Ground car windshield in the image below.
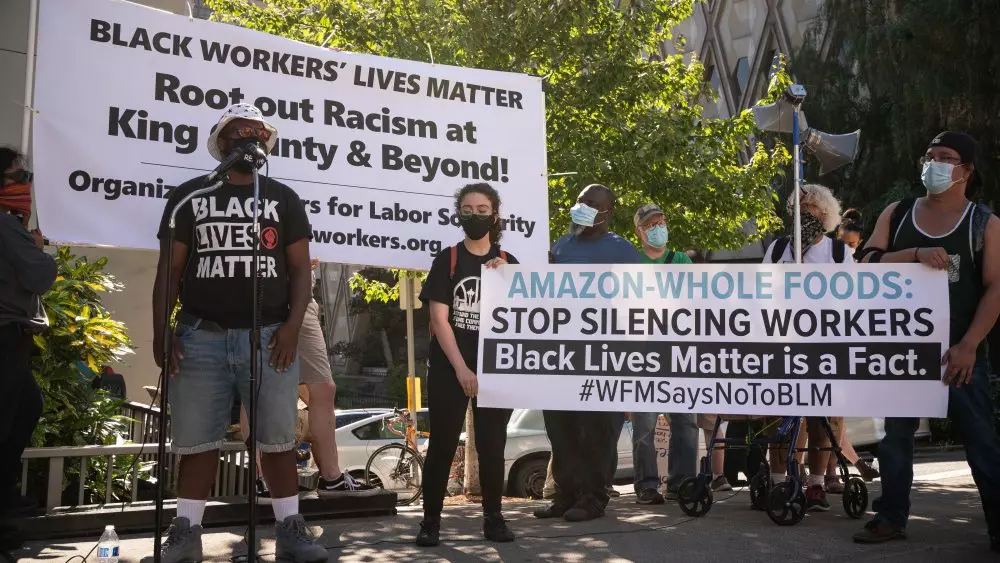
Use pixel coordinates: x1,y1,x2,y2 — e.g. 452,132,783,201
335,412,382,428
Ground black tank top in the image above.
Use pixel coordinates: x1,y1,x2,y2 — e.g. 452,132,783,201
891,200,985,356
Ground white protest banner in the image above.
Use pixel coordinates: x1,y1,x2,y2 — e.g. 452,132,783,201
32,0,548,270
477,264,950,417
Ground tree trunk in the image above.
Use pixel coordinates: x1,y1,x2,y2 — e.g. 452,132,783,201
463,404,481,499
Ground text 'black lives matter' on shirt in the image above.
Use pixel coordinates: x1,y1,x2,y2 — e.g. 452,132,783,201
419,243,519,368
157,177,311,329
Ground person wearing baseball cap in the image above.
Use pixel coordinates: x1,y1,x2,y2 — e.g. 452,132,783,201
854,131,1000,551
624,203,701,506
150,104,324,562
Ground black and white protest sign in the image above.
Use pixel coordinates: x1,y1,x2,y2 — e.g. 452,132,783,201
477,264,950,417
32,0,548,269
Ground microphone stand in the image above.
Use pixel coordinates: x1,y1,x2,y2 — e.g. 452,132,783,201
245,163,264,563
153,179,225,563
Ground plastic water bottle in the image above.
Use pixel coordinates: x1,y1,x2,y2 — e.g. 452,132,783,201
96,524,120,563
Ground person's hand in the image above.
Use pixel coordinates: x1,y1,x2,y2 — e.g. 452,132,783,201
942,339,977,387
268,323,300,372
456,365,479,397
485,256,508,269
31,229,44,248
310,258,320,270
915,247,950,270
153,333,184,377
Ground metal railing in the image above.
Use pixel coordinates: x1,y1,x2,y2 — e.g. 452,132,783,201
19,401,253,512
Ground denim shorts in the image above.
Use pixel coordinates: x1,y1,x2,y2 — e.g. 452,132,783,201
169,321,299,455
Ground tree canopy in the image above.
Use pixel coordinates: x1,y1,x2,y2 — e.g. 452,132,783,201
793,0,1000,223
208,0,787,253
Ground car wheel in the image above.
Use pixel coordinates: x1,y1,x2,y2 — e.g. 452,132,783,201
511,457,549,499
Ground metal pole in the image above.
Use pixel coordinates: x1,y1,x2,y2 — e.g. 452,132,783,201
246,166,262,561
21,0,38,154
792,107,803,264
404,275,417,428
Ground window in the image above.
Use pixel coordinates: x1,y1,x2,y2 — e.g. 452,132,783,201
731,57,750,100
703,64,721,92
351,411,430,440
335,412,376,428
516,410,546,431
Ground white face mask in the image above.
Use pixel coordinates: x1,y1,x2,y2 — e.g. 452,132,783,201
922,160,958,194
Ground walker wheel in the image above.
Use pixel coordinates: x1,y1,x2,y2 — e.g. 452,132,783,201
842,477,869,519
677,476,713,517
766,482,806,526
749,473,771,511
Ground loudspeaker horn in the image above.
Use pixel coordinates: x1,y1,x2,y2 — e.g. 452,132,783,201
750,99,809,134
802,128,861,175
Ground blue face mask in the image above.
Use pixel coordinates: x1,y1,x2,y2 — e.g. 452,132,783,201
570,203,600,226
645,225,668,248
922,161,957,194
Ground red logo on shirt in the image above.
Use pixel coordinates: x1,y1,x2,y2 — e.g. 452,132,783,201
261,226,279,250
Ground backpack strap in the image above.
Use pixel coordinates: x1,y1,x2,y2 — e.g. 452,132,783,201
770,236,790,263
665,250,675,264
887,197,917,251
970,203,992,270
832,238,847,263
449,244,459,280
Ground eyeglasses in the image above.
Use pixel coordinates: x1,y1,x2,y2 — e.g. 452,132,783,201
225,126,272,143
919,155,962,166
3,170,32,183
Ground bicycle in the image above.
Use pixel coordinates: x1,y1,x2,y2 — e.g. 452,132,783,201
363,407,427,506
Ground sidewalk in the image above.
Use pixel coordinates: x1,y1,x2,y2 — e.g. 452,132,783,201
17,470,993,562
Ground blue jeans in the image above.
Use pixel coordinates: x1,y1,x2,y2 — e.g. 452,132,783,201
169,322,299,455
873,360,1000,535
632,412,699,492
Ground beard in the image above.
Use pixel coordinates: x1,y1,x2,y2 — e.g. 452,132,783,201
569,223,587,237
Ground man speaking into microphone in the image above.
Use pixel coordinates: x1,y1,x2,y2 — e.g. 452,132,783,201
150,104,325,563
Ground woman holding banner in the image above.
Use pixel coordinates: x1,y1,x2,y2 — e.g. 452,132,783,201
415,182,519,547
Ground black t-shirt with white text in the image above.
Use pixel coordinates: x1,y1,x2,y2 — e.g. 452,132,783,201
157,176,311,328
420,243,519,369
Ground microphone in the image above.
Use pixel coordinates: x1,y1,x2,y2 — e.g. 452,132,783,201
205,145,248,184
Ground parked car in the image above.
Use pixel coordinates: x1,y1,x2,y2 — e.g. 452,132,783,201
335,408,634,499
844,417,932,448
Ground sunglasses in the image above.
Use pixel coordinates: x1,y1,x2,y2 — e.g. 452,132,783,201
3,170,33,183
225,126,272,143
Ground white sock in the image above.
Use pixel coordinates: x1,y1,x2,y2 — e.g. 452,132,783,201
272,495,299,523
176,498,206,527
771,473,785,484
807,474,824,488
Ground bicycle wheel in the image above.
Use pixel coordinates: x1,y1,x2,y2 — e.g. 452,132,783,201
364,443,424,506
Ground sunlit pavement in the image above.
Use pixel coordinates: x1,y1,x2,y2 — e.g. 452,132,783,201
18,451,995,562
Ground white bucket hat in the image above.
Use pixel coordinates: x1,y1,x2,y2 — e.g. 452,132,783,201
206,103,278,162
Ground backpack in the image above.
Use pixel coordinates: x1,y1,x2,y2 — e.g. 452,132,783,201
428,244,508,340
664,250,675,264
770,235,847,264
888,197,992,270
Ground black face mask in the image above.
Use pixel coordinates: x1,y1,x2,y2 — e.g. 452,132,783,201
460,214,493,241
228,137,265,174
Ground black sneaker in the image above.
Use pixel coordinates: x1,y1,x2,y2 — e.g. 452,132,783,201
317,473,379,497
635,488,665,505
805,485,830,512
415,518,441,547
483,512,515,543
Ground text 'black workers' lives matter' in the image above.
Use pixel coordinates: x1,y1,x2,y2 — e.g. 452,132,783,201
89,19,527,107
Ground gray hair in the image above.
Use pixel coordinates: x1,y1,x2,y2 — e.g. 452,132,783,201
787,184,842,232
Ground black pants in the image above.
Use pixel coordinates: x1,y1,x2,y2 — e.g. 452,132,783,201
421,362,512,518
0,325,43,517
544,410,617,511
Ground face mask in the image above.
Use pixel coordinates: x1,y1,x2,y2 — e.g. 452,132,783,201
644,225,668,248
570,203,600,227
800,212,826,243
0,182,32,223
848,245,856,256
229,138,266,174
459,214,493,241
922,161,958,194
